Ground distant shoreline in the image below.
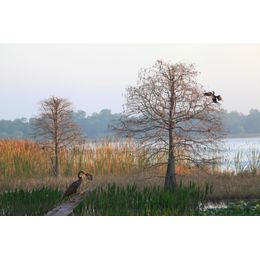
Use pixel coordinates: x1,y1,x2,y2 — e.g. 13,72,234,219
226,133,260,139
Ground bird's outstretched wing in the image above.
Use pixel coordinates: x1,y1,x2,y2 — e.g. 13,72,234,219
204,91,214,97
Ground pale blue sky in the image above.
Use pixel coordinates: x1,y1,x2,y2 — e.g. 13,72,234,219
0,44,260,119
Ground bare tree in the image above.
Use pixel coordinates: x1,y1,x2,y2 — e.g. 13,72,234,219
116,60,224,189
33,96,82,176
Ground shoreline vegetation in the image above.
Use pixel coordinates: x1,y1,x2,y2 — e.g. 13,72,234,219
1,139,260,215
1,179,260,215
225,133,260,139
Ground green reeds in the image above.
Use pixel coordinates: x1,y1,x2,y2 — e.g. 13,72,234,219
222,149,260,175
73,182,212,216
0,187,62,216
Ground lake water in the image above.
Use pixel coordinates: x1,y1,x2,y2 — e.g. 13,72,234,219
221,137,260,172
224,137,260,152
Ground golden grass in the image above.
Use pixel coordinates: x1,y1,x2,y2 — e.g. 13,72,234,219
0,139,50,177
0,139,167,177
1,139,260,201
0,139,194,178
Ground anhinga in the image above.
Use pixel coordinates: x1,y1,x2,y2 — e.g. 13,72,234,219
204,91,223,103
63,170,93,199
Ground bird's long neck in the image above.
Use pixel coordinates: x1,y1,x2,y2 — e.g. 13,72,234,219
78,171,84,179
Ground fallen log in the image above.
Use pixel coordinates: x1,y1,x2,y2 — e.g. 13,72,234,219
46,187,93,216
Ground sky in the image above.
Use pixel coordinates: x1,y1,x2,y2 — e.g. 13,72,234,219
0,43,260,120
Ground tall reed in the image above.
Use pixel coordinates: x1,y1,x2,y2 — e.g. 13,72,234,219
2,139,260,185
0,139,173,178
221,149,260,175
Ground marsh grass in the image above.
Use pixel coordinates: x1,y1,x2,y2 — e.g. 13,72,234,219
1,167,260,202
1,140,260,202
1,182,259,216
2,140,260,177
221,149,260,175
0,139,167,177
73,182,211,216
0,182,210,216
0,187,62,216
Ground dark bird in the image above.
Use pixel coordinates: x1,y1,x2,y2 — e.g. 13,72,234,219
63,170,93,200
204,91,223,103
204,91,215,97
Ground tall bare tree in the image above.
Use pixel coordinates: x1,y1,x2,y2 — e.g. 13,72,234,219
116,60,224,189
33,96,82,176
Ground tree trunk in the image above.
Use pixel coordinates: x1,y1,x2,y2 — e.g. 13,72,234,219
53,143,59,177
164,129,177,189
164,149,177,189
53,106,59,177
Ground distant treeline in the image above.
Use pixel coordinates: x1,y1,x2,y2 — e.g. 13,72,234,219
222,109,260,137
1,109,260,139
0,109,120,139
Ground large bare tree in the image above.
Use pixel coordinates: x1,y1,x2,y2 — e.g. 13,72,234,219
33,96,82,176
116,60,224,189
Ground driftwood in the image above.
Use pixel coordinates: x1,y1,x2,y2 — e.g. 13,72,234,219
46,187,93,216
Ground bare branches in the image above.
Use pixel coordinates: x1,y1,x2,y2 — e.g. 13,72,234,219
32,96,83,176
115,60,225,188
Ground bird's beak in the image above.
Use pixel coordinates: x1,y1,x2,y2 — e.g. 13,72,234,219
85,173,93,181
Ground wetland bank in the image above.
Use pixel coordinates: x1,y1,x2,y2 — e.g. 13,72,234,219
1,138,260,216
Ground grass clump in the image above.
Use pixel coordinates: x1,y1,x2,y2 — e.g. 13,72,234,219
0,187,63,216
73,182,211,216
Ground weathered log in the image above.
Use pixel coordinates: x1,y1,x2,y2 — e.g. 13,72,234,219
46,187,93,216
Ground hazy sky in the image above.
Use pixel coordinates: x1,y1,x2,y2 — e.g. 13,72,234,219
0,43,260,120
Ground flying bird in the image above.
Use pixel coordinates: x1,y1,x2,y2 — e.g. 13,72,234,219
63,170,93,200
204,91,223,103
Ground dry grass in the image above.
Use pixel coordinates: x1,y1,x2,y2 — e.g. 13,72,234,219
1,172,260,201
177,173,260,201
0,139,166,177
0,140,50,177
86,173,260,201
1,139,260,201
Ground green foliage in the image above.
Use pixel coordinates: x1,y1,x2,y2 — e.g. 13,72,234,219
73,183,212,216
202,200,260,216
0,187,63,216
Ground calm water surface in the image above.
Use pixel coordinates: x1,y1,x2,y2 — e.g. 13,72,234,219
222,137,260,171
224,137,260,152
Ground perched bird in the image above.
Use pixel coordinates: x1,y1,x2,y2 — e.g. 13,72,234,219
204,91,223,103
63,170,93,200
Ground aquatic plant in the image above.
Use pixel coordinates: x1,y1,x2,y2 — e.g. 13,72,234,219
73,182,211,216
0,187,62,216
